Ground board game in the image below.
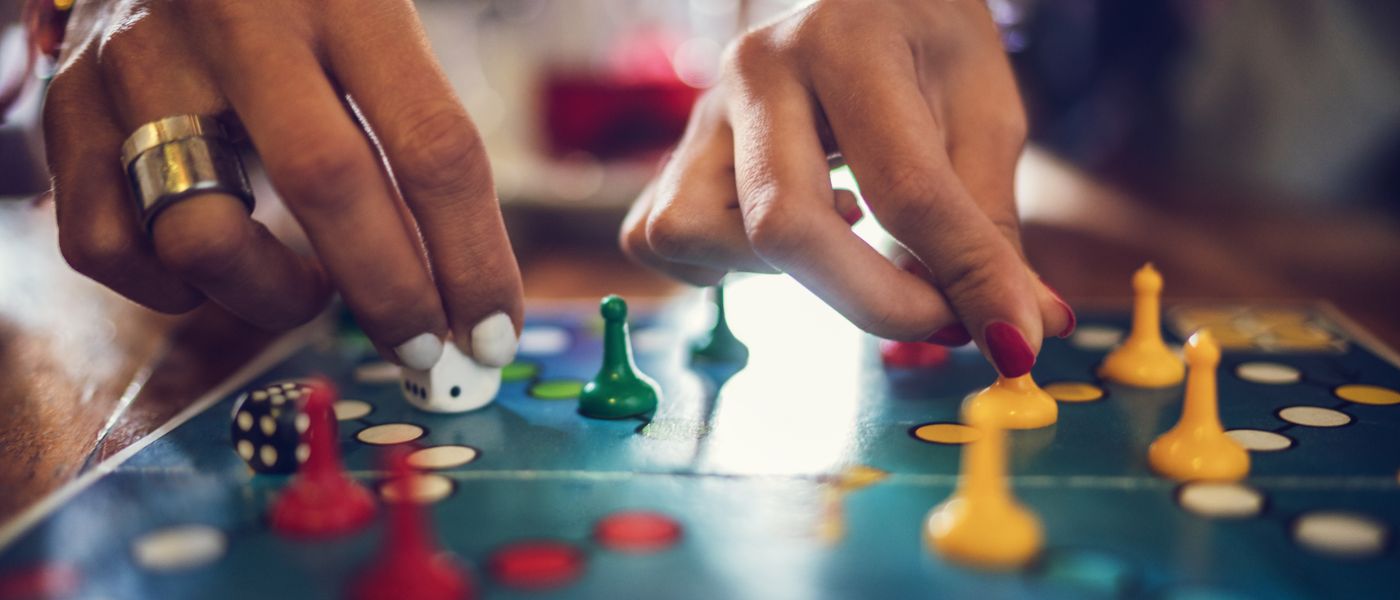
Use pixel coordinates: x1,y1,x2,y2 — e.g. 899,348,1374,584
0,276,1397,600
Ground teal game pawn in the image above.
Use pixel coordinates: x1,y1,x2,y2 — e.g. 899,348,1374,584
690,284,749,365
579,295,661,419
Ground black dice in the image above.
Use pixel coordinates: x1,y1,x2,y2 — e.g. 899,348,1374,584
230,380,314,474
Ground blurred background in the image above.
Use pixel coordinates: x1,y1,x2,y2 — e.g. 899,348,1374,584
0,0,1397,305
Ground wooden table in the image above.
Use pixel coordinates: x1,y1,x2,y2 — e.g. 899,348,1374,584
1,148,1396,527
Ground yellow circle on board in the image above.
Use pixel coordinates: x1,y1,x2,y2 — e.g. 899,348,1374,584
913,423,981,445
1335,384,1400,406
1043,382,1105,403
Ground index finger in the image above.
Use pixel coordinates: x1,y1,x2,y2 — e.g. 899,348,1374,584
724,42,955,339
808,36,1046,376
187,5,450,369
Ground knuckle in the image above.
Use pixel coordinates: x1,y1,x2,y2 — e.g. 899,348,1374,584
153,215,249,281
743,197,807,262
271,142,365,210
390,103,489,195
722,31,781,82
880,162,942,208
645,206,705,261
59,220,136,279
938,245,1005,305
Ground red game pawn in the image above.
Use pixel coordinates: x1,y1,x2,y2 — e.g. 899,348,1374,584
350,447,474,600
268,380,375,538
879,340,951,368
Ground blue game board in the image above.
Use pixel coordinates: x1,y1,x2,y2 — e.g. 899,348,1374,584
0,277,1396,599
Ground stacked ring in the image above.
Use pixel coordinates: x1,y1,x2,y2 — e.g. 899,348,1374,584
121,115,254,232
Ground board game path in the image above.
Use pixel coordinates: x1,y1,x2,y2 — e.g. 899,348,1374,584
351,446,474,600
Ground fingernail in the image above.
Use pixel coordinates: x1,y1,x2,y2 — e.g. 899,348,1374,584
1042,280,1077,338
395,333,444,371
925,324,972,346
841,205,864,226
983,321,1035,377
470,312,518,368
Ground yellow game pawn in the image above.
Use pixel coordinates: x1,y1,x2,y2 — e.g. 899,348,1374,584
1100,263,1185,387
1148,329,1250,481
961,374,1058,429
924,423,1042,569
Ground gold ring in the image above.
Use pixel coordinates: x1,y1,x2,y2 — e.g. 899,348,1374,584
121,115,254,232
120,115,228,168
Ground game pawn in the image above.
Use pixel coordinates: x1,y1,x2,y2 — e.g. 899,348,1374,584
578,295,661,420
924,422,1043,569
1148,329,1250,482
268,380,375,538
690,284,749,365
1100,263,1186,387
962,374,1058,430
879,340,951,369
350,447,474,600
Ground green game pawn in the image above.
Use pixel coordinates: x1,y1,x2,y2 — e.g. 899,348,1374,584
690,285,749,365
579,295,661,420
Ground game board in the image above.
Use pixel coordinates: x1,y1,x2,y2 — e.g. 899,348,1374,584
0,277,1397,600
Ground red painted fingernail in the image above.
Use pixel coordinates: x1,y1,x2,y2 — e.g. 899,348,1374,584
841,205,863,226
983,321,1035,377
925,324,972,347
1042,281,1077,338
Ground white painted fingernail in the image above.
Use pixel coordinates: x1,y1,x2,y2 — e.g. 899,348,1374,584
394,333,443,370
471,312,518,368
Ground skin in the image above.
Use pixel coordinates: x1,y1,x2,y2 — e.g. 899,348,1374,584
44,0,523,366
620,0,1073,370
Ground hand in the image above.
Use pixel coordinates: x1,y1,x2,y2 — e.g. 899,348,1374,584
619,0,1074,376
45,0,523,369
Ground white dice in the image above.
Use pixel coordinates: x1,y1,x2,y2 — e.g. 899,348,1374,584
399,344,501,413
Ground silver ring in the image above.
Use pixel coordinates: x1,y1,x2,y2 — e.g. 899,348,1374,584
121,115,254,232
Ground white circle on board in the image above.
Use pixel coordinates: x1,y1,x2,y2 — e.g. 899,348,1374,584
408,445,479,470
518,326,571,355
259,445,278,466
259,416,276,436
1278,406,1351,428
1236,362,1301,385
251,390,267,402
1071,326,1124,349
236,440,254,460
295,414,309,434
1178,482,1264,518
132,525,227,571
1226,429,1293,452
380,474,454,504
354,362,400,384
356,423,425,445
295,443,310,463
1294,512,1388,558
333,400,373,421
236,412,253,431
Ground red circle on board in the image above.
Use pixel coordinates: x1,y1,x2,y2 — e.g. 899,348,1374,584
487,540,585,590
593,511,683,553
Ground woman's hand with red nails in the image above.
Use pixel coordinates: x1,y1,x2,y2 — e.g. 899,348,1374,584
620,0,1073,375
